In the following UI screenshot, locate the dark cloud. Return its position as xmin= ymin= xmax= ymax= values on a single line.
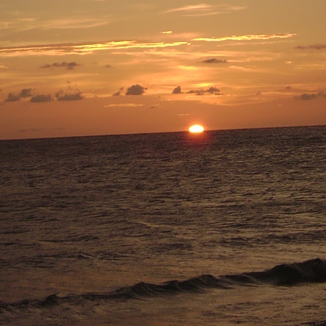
xmin=187 ymin=87 xmax=220 ymax=96
xmin=126 ymin=84 xmax=146 ymax=95
xmin=296 ymin=44 xmax=326 ymax=50
xmin=55 ymin=90 xmax=83 ymax=101
xmin=188 ymin=89 xmax=205 ymax=95
xmin=5 ymin=88 xmax=33 ymax=102
xmin=5 ymin=92 xmax=21 ymax=102
xmin=172 ymin=86 xmax=182 ymax=94
xmin=41 ymin=62 xmax=80 ymax=69
xmin=298 ymin=91 xmax=326 ymax=100
xmin=18 ymin=128 xmax=43 ymax=134
xmin=206 ymin=87 xmax=220 ymax=94
xmin=105 ymin=64 xmax=112 ymax=68
xmin=20 ymin=88 xmax=33 ymax=98
xmin=201 ymin=58 xmax=227 ymax=64
xmin=30 ymin=94 xmax=52 ymax=103
xmin=113 ymin=87 xmax=124 ymax=96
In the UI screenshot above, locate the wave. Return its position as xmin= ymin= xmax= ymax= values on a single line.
xmin=1 ymin=258 xmax=325 ymax=311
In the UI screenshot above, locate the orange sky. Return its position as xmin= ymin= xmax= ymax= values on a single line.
xmin=0 ymin=0 xmax=325 ymax=139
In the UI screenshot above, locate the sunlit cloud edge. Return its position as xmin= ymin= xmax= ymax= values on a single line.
xmin=0 ymin=40 xmax=190 ymax=57
xmin=193 ymin=33 xmax=296 ymax=42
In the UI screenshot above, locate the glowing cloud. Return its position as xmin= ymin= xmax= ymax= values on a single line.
xmin=0 ymin=40 xmax=190 ymax=57
xmin=194 ymin=33 xmax=296 ymax=42
xmin=104 ymin=103 xmax=144 ymax=108
xmin=163 ymin=4 xmax=245 ymax=16
xmin=164 ymin=4 xmax=212 ymax=13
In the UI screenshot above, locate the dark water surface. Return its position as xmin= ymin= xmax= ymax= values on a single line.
xmin=1 ymin=126 xmax=325 ymax=325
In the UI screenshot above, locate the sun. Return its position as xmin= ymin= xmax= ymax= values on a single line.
xmin=189 ymin=124 xmax=204 ymax=133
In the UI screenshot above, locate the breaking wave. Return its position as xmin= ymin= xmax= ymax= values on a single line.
xmin=1 ymin=258 xmax=325 ymax=312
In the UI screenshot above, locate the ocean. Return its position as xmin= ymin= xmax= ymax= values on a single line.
xmin=0 ymin=126 xmax=325 ymax=325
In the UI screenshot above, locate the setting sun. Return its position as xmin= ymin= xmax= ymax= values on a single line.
xmin=189 ymin=124 xmax=204 ymax=133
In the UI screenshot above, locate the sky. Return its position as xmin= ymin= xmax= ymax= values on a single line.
xmin=0 ymin=0 xmax=325 ymax=140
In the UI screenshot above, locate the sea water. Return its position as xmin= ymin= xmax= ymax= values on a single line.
xmin=0 ymin=126 xmax=325 ymax=325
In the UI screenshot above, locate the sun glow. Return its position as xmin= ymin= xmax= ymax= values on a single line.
xmin=189 ymin=124 xmax=204 ymax=133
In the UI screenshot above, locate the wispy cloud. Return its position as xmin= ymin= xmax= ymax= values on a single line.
xmin=296 ymin=44 xmax=326 ymax=50
xmin=162 ymin=4 xmax=245 ymax=16
xmin=104 ymin=103 xmax=144 ymax=108
xmin=297 ymin=91 xmax=326 ymax=100
xmin=194 ymin=33 xmax=296 ymax=42
xmin=42 ymin=18 xmax=110 ymax=30
xmin=0 ymin=17 xmax=110 ymax=32
xmin=163 ymin=4 xmax=213 ymax=13
xmin=41 ymin=62 xmax=80 ymax=70
xmin=0 ymin=40 xmax=190 ymax=57
xmin=201 ymin=58 xmax=227 ymax=64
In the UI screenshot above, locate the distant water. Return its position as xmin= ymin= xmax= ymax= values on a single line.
xmin=1 ymin=126 xmax=325 ymax=325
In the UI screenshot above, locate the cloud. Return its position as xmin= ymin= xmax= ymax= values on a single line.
xmin=126 ymin=84 xmax=146 ymax=95
xmin=0 ymin=16 xmax=111 ymax=35
xmin=104 ymin=103 xmax=144 ymax=108
xmin=163 ymin=4 xmax=213 ymax=14
xmin=187 ymin=87 xmax=220 ymax=96
xmin=42 ymin=18 xmax=110 ymax=30
xmin=172 ymin=86 xmax=182 ymax=94
xmin=0 ymin=40 xmax=189 ymax=57
xmin=30 ymin=94 xmax=52 ymax=103
xmin=162 ymin=4 xmax=245 ymax=16
xmin=194 ymin=33 xmax=296 ymax=42
xmin=18 ymin=128 xmax=44 ymax=134
xmin=112 ymin=88 xmax=124 ymax=96
xmin=41 ymin=62 xmax=80 ymax=70
xmin=5 ymin=88 xmax=33 ymax=102
xmin=20 ymin=88 xmax=33 ymax=98
xmin=298 ymin=91 xmax=326 ymax=100
xmin=55 ymin=90 xmax=83 ymax=101
xmin=296 ymin=44 xmax=326 ymax=50
xmin=201 ymin=58 xmax=227 ymax=64
xmin=5 ymin=93 xmax=21 ymax=102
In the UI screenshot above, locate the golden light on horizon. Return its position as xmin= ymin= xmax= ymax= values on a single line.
xmin=189 ymin=124 xmax=204 ymax=133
